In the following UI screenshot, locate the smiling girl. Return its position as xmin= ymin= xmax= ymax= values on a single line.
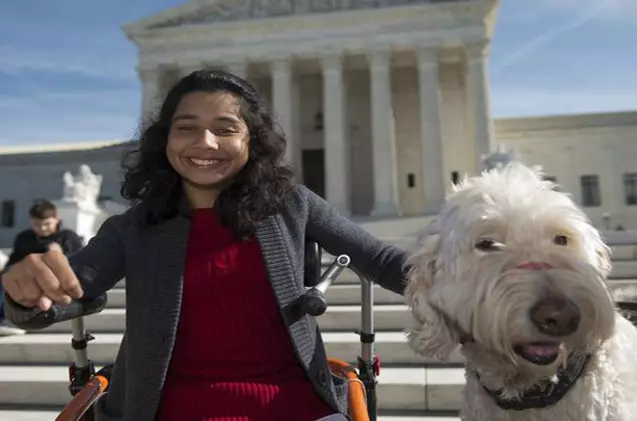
xmin=2 ymin=69 xmax=409 ymax=421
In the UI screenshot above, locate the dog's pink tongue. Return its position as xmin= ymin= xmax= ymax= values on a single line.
xmin=525 ymin=343 xmax=560 ymax=356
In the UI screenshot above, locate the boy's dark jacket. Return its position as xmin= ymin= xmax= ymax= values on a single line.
xmin=8 ymin=227 xmax=84 ymax=265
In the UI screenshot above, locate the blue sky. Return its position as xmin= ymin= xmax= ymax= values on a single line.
xmin=0 ymin=0 xmax=635 ymax=146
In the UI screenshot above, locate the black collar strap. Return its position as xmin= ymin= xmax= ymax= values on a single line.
xmin=428 ymin=302 xmax=591 ymax=409
xmin=478 ymin=352 xmax=591 ymax=411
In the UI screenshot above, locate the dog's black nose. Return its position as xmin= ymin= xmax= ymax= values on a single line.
xmin=529 ymin=298 xmax=581 ymax=337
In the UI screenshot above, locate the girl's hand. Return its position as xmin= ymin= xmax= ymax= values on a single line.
xmin=1 ymin=244 xmax=83 ymax=311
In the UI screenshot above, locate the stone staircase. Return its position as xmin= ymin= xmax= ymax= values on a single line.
xmin=1 ymin=235 xmax=636 ymax=421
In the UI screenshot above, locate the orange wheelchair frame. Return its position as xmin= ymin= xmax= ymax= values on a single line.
xmin=54 ymin=241 xmax=380 ymax=421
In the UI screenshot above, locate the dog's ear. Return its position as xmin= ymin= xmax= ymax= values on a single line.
xmin=404 ymin=221 xmax=459 ymax=360
xmin=596 ymin=244 xmax=612 ymax=278
xmin=586 ymin=225 xmax=612 ymax=278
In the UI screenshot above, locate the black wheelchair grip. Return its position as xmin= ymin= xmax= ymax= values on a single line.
xmin=302 ymin=288 xmax=328 ymax=317
xmin=41 ymin=294 xmax=108 ymax=325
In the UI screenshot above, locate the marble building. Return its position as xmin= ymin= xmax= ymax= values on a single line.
xmin=1 ymin=0 xmax=636 ymax=248
xmin=123 ymin=0 xmax=500 ymax=217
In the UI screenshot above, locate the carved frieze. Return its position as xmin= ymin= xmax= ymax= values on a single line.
xmin=251 ymin=0 xmax=295 ymax=18
xmin=149 ymin=0 xmax=471 ymax=28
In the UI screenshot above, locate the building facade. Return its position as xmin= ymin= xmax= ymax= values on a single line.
xmin=124 ymin=0 xmax=500 ymax=216
xmin=1 ymin=0 xmax=636 ymax=248
xmin=495 ymin=112 xmax=637 ymax=231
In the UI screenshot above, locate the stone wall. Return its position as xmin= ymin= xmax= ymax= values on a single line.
xmin=495 ymin=112 xmax=637 ymax=230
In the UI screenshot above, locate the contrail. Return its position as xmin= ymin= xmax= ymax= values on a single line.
xmin=491 ymin=2 xmax=610 ymax=75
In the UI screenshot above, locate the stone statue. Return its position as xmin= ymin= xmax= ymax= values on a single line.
xmin=0 ymin=249 xmax=8 ymax=270
xmin=63 ymin=171 xmax=76 ymax=200
xmin=62 ymin=164 xmax=103 ymax=210
xmin=481 ymin=143 xmax=518 ymax=171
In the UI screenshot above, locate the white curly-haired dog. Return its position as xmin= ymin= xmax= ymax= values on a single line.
xmin=404 ymin=163 xmax=637 ymax=420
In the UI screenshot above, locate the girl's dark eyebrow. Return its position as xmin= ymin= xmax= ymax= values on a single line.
xmin=172 ymin=114 xmax=241 ymax=124
xmin=172 ymin=113 xmax=198 ymax=122
xmin=215 ymin=115 xmax=242 ymax=124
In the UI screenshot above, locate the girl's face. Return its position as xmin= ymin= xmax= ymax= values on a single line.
xmin=166 ymin=91 xmax=250 ymax=206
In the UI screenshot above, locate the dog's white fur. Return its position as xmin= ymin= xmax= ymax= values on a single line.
xmin=404 ymin=163 xmax=637 ymax=420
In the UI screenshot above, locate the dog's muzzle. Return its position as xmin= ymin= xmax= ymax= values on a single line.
xmin=529 ymin=298 xmax=581 ymax=337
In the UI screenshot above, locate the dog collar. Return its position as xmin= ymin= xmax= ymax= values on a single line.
xmin=478 ymin=352 xmax=591 ymax=411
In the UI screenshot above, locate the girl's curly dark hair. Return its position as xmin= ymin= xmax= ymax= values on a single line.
xmin=121 ymin=69 xmax=296 ymax=238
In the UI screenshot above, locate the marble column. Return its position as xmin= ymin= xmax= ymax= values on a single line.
xmin=466 ymin=42 xmax=495 ymax=172
xmin=368 ymin=49 xmax=400 ymax=217
xmin=417 ymin=48 xmax=446 ymax=214
xmin=321 ymin=54 xmax=350 ymax=215
xmin=138 ymin=67 xmax=161 ymax=124
xmin=271 ymin=58 xmax=295 ymax=166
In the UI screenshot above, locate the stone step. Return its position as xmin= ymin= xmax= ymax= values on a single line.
xmin=610 ymin=281 xmax=637 ymax=301
xmin=321 ymin=262 xmax=637 ymax=283
xmin=105 ymin=278 xmax=637 ymax=316
xmin=108 ymin=276 xmax=637 ymax=305
xmin=0 ymin=365 xmax=464 ymax=412
xmin=111 ymin=269 xmax=370 ymax=288
xmin=610 ymin=260 xmax=637 ymax=279
xmin=322 ymin=243 xmax=637 ymax=261
xmin=105 ymin=283 xmax=405 ymax=308
xmin=0 ymin=410 xmax=459 ymax=421
xmin=112 ymin=263 xmax=637 ymax=293
xmin=611 ymin=245 xmax=637 ymax=260
xmin=31 ymin=305 xmax=412 ymax=334
xmin=0 ymin=332 xmax=464 ymax=367
xmin=0 ymin=411 xmax=61 ymax=421
xmin=106 ymin=277 xmax=637 ymax=309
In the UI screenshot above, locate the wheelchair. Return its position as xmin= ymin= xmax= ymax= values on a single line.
xmin=53 ymin=241 xmax=379 ymax=421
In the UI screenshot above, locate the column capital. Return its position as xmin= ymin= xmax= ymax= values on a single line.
xmin=270 ymin=57 xmax=292 ymax=74
xmin=320 ymin=54 xmax=343 ymax=72
xmin=465 ymin=41 xmax=489 ymax=61
xmin=416 ymin=47 xmax=439 ymax=68
xmin=367 ymin=48 xmax=392 ymax=70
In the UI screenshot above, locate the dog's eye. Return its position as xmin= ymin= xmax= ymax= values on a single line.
xmin=475 ymin=238 xmax=500 ymax=251
xmin=553 ymin=235 xmax=569 ymax=246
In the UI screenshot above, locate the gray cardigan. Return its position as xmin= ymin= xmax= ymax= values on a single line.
xmin=5 ymin=185 xmax=408 ymax=421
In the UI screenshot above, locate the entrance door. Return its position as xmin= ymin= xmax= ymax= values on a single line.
xmin=302 ymin=149 xmax=325 ymax=198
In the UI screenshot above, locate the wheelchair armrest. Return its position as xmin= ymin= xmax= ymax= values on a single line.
xmin=38 ymin=294 xmax=108 ymax=328
xmin=304 ymin=240 xmax=322 ymax=287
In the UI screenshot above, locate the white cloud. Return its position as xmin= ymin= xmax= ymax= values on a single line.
xmin=0 ymin=88 xmax=138 ymax=110
xmin=541 ymin=0 xmax=637 ymax=20
xmin=0 ymin=45 xmax=136 ymax=81
xmin=491 ymin=1 xmax=610 ymax=75
xmin=0 ymin=116 xmax=138 ymax=146
xmin=0 ymin=89 xmax=140 ymax=145
xmin=492 ymin=0 xmax=636 ymax=74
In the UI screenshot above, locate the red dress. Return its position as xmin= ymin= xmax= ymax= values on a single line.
xmin=156 ymin=209 xmax=334 ymax=421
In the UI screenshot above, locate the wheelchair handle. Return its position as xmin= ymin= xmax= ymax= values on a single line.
xmin=302 ymin=254 xmax=350 ymax=317
xmin=38 ymin=294 xmax=107 ymax=328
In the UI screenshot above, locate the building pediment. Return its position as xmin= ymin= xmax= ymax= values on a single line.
xmin=127 ymin=0 xmax=473 ymax=32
